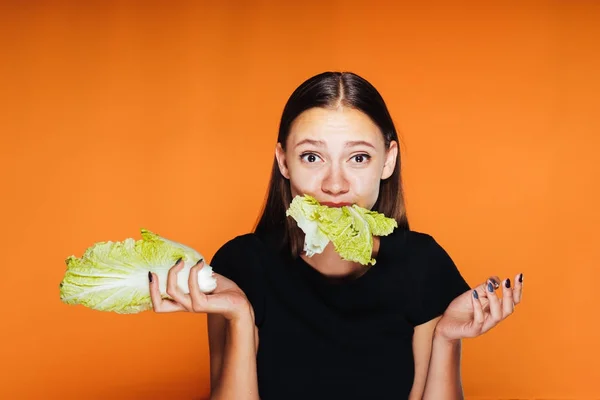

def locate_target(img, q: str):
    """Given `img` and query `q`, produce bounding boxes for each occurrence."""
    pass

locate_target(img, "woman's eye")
[301,153,320,163]
[352,154,370,163]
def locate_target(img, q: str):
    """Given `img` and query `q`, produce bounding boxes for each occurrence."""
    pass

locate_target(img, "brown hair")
[254,71,409,256]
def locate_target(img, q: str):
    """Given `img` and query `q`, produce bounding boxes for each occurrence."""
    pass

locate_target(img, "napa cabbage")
[59,229,216,314]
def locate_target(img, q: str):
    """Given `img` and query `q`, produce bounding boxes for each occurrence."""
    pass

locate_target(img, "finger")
[474,275,501,310]
[473,281,488,300]
[471,290,485,335]
[149,272,186,313]
[166,258,193,311]
[189,259,209,313]
[502,277,515,318]
[513,273,524,304]
[484,280,503,329]
[488,275,501,290]
[474,275,501,297]
[149,271,162,310]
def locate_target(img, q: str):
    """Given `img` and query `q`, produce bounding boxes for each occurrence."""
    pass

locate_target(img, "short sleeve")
[405,234,471,327]
[209,235,266,327]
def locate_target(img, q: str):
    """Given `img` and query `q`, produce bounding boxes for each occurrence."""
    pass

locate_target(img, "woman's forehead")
[287,107,383,148]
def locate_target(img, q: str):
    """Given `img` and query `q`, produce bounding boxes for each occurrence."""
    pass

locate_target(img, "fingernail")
[487,282,494,292]
[174,257,182,267]
[505,278,511,288]
[519,273,523,283]
[473,290,479,300]
[148,271,153,283]
[194,258,204,266]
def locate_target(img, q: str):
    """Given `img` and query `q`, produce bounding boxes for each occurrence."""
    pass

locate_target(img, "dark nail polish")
[194,258,204,266]
[148,271,153,283]
[487,282,494,292]
[519,273,523,283]
[473,290,479,300]
[505,278,511,288]
[174,257,182,267]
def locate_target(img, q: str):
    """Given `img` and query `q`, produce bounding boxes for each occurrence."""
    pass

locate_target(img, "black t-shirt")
[210,227,471,400]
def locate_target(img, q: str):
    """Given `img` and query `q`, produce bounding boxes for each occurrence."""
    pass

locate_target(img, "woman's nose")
[321,165,349,195]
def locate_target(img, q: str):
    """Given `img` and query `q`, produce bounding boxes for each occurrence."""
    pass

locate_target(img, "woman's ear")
[275,143,290,179]
[381,141,398,180]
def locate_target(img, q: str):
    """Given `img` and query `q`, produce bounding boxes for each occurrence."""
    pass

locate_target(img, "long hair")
[254,71,409,256]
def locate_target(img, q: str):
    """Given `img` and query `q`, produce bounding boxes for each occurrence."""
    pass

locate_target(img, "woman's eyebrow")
[345,140,375,149]
[294,139,325,148]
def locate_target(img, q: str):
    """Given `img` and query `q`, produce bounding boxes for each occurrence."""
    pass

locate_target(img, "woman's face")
[276,107,398,210]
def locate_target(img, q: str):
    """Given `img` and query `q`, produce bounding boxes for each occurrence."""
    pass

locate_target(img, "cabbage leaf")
[286,195,398,265]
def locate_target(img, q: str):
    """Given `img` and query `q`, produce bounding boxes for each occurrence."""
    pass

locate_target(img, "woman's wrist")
[433,318,461,345]
[433,331,461,348]
[228,300,255,326]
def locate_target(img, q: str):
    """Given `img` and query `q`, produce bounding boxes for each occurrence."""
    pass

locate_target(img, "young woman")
[148,72,524,400]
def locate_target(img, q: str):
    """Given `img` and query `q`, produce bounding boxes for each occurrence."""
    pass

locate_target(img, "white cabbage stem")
[154,260,217,296]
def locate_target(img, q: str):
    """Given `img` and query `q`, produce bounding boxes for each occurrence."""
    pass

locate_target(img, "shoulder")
[209,232,266,278]
[385,229,448,260]
[404,230,438,249]
[212,232,260,256]
[384,229,462,278]
[406,230,450,259]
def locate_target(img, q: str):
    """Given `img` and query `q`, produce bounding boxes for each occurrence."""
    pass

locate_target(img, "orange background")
[1,1,598,399]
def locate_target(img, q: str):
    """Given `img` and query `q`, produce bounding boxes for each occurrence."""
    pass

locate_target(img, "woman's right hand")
[148,259,253,322]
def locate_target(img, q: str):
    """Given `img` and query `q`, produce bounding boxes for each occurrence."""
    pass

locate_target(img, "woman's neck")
[300,236,381,279]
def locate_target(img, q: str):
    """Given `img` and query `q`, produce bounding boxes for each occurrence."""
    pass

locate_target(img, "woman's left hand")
[434,273,524,341]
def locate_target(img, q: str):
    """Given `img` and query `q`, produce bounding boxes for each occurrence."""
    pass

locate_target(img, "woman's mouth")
[320,201,353,208]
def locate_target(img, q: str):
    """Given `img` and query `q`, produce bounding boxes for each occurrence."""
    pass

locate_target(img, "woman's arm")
[421,331,464,400]
[208,308,260,400]
[408,316,463,400]
[408,317,437,399]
